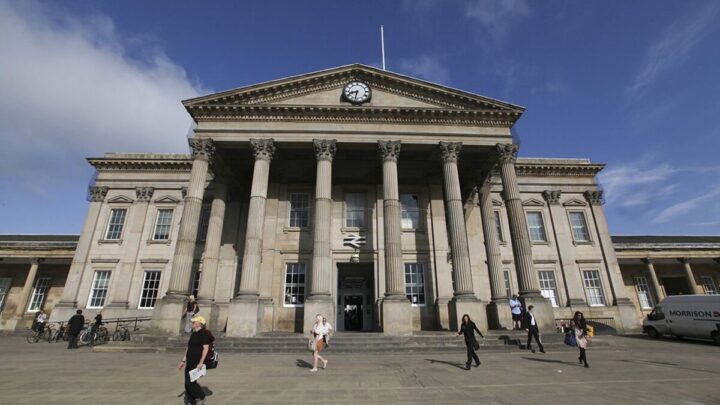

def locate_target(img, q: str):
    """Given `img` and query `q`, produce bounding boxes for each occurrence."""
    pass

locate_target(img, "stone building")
[2,65,718,335]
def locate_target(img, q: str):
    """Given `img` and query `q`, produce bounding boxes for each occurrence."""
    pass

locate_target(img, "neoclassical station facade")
[2,65,719,335]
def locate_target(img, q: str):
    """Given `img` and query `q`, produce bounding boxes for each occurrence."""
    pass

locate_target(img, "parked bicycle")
[79,324,109,346]
[26,324,52,343]
[49,323,69,343]
[112,323,131,341]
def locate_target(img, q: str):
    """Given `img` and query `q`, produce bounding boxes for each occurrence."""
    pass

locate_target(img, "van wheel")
[712,331,720,346]
[647,327,660,339]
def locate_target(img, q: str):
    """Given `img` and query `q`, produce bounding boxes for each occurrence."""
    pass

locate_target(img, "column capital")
[378,140,401,162]
[641,257,653,265]
[496,143,519,164]
[181,187,188,199]
[29,258,43,265]
[250,138,275,161]
[313,139,337,161]
[542,190,562,205]
[439,141,462,163]
[584,190,604,206]
[189,138,216,161]
[88,186,109,202]
[135,187,155,201]
[678,257,690,264]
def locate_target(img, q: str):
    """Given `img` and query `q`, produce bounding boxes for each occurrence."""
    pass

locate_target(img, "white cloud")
[598,161,676,208]
[397,55,451,85]
[628,2,720,98]
[464,0,531,44]
[0,1,205,197]
[653,187,720,224]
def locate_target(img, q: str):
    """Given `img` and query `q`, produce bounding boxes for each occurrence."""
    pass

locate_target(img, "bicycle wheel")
[112,330,122,341]
[26,330,38,344]
[123,329,131,341]
[42,328,53,342]
[79,330,90,345]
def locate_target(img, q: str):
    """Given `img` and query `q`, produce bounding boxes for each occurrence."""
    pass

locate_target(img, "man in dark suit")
[524,305,545,354]
[67,309,85,349]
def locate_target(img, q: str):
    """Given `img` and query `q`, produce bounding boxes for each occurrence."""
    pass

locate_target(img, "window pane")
[405,263,426,305]
[400,194,420,229]
[634,276,654,309]
[284,262,307,306]
[583,270,606,306]
[289,193,310,227]
[701,276,718,295]
[87,272,110,308]
[570,212,590,242]
[0,277,11,311]
[526,212,546,242]
[139,271,161,308]
[503,270,512,298]
[105,208,127,240]
[29,277,52,311]
[537,271,558,307]
[494,211,504,242]
[345,193,366,228]
[153,209,173,240]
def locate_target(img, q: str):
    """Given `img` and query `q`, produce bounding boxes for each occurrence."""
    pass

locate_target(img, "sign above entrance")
[343,234,366,249]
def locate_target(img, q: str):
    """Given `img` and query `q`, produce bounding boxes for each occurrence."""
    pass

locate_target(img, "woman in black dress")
[177,315,212,405]
[457,314,485,370]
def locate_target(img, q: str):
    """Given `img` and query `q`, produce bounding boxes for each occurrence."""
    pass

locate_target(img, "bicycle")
[112,323,131,341]
[26,325,51,343]
[49,323,69,343]
[80,324,109,346]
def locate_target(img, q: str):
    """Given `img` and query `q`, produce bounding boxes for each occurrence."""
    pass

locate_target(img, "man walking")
[67,309,85,349]
[524,305,545,354]
[508,295,522,330]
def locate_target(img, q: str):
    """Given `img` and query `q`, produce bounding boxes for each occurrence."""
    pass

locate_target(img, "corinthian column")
[378,140,411,335]
[304,140,337,333]
[197,182,228,306]
[227,138,275,337]
[152,138,214,335]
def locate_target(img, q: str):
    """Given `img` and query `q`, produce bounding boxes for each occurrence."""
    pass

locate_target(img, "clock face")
[343,81,371,104]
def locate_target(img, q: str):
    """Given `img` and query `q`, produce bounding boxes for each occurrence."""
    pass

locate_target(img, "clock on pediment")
[342,81,371,105]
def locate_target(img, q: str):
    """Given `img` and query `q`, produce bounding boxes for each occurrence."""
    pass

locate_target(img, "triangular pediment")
[522,198,545,207]
[154,195,181,204]
[107,195,133,203]
[183,64,524,125]
[563,198,587,207]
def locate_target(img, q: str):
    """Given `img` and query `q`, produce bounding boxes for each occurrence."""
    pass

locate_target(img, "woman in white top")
[309,314,333,372]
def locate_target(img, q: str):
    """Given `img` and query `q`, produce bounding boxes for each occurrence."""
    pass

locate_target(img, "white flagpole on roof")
[381,25,386,71]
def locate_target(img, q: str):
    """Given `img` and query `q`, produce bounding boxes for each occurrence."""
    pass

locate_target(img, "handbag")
[307,338,317,352]
[564,332,577,347]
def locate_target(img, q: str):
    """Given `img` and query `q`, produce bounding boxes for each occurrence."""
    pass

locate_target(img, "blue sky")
[1,0,719,235]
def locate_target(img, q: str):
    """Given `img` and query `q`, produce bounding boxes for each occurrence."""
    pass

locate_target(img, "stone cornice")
[513,162,605,177]
[185,104,519,127]
[88,155,192,172]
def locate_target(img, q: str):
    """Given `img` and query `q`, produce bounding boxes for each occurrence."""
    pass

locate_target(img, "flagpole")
[381,25,386,71]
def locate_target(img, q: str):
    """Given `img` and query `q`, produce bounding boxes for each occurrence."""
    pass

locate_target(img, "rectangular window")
[139,271,161,309]
[583,270,606,306]
[526,212,547,242]
[569,211,590,242]
[701,276,718,295]
[152,209,173,240]
[503,270,512,298]
[283,262,306,306]
[197,206,211,242]
[405,263,426,305]
[634,276,654,309]
[0,277,12,311]
[400,194,421,229]
[105,208,127,240]
[345,193,366,228]
[189,262,201,298]
[538,271,559,307]
[494,211,504,242]
[87,271,111,308]
[28,277,52,312]
[289,193,311,228]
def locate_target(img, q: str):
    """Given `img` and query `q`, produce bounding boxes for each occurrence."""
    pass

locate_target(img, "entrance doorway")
[662,277,692,296]
[337,263,374,331]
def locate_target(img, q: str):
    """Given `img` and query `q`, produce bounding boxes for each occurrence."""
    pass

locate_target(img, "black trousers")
[67,334,79,349]
[526,326,544,352]
[465,343,480,366]
[184,367,206,401]
[579,348,588,365]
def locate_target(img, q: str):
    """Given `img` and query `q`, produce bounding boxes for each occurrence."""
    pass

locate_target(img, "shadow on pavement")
[424,359,467,370]
[616,334,719,347]
[296,359,313,369]
[522,356,575,366]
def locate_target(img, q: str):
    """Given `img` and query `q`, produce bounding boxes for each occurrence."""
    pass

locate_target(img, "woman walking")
[309,314,332,372]
[571,311,589,368]
[177,315,212,405]
[457,314,485,370]
[183,295,199,334]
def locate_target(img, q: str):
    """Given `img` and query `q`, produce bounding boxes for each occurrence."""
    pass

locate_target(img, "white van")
[643,295,720,345]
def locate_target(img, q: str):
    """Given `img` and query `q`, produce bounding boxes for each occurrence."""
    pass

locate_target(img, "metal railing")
[35,316,152,332]
[555,317,617,335]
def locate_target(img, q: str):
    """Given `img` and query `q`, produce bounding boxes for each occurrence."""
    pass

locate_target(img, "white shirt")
[529,312,536,326]
[36,313,47,323]
[313,322,333,340]
[509,299,522,315]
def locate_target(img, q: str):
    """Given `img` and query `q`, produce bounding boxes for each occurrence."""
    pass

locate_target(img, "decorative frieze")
[378,140,402,162]
[496,143,519,164]
[88,186,109,202]
[584,190,604,206]
[439,141,462,163]
[189,138,216,162]
[250,138,275,161]
[313,139,337,161]
[542,190,561,205]
[135,187,155,201]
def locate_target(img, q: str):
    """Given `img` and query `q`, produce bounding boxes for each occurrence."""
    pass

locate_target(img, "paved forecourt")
[1,335,718,404]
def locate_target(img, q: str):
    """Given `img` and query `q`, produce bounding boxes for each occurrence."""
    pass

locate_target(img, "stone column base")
[0,317,27,332]
[209,302,229,332]
[449,297,487,332]
[381,298,412,336]
[486,299,512,330]
[521,295,555,333]
[303,297,335,335]
[196,298,215,326]
[616,299,642,333]
[149,295,185,336]
[435,297,452,331]
[226,299,261,337]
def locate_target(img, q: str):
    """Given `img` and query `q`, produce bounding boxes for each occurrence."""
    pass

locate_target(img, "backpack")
[203,329,218,369]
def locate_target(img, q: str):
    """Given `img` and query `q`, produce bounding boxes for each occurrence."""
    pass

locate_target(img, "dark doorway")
[343,295,364,331]
[662,277,692,296]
